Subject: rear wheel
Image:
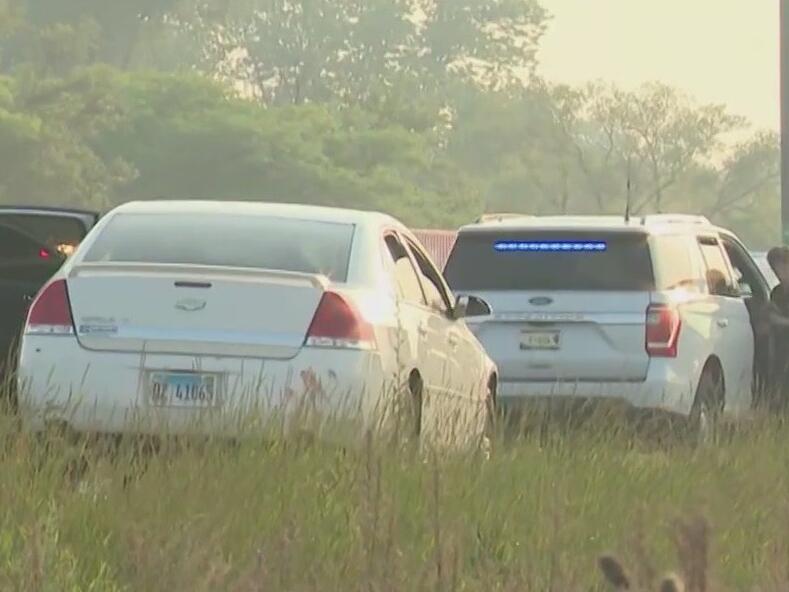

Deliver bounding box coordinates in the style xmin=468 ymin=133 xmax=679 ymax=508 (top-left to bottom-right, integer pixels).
xmin=404 ymin=371 xmax=423 ymax=441
xmin=481 ymin=377 xmax=497 ymax=458
xmin=688 ymin=365 xmax=724 ymax=445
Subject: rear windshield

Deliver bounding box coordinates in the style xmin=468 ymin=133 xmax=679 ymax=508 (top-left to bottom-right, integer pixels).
xmin=0 ymin=213 xmax=87 ymax=258
xmin=83 ymin=213 xmax=356 ymax=282
xmin=444 ymin=230 xmax=655 ymax=291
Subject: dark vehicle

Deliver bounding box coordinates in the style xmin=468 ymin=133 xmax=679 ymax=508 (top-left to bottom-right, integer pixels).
xmin=0 ymin=207 xmax=98 ymax=388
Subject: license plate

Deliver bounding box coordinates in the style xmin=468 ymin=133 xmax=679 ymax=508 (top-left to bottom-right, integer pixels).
xmin=520 ymin=331 xmax=561 ymax=350
xmin=149 ymin=372 xmax=219 ymax=408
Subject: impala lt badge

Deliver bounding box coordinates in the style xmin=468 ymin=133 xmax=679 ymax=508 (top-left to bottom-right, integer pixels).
xmin=175 ymin=298 xmax=207 ymax=312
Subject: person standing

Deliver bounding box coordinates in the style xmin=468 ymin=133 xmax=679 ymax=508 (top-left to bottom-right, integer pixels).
xmin=767 ymin=246 xmax=789 ymax=409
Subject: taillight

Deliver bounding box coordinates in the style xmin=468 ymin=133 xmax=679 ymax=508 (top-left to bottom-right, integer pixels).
xmin=25 ymin=279 xmax=75 ymax=335
xmin=646 ymin=303 xmax=680 ymax=358
xmin=305 ymin=291 xmax=375 ymax=350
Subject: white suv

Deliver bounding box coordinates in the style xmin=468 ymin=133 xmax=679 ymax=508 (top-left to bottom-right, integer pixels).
xmin=443 ymin=214 xmax=772 ymax=428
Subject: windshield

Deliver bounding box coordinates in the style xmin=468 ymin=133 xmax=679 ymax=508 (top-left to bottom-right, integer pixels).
xmin=83 ymin=213 xmax=356 ymax=282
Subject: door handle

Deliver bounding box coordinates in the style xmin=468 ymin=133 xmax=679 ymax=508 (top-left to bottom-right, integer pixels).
xmin=417 ymin=323 xmax=428 ymax=336
xmin=717 ymin=319 xmax=729 ymax=328
xmin=448 ymin=333 xmax=459 ymax=347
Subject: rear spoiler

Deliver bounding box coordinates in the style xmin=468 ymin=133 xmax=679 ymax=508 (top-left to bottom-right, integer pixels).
xmin=68 ymin=262 xmax=330 ymax=289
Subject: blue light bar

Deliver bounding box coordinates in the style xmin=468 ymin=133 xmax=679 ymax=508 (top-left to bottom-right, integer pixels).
xmin=493 ymin=240 xmax=607 ymax=252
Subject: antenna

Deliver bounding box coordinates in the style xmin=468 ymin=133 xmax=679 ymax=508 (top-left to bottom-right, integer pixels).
xmin=624 ymin=156 xmax=632 ymax=223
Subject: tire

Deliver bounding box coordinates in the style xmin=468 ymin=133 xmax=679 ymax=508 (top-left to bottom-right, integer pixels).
xmin=688 ymin=365 xmax=724 ymax=445
xmin=480 ymin=378 xmax=497 ymax=459
xmin=405 ymin=372 xmax=423 ymax=441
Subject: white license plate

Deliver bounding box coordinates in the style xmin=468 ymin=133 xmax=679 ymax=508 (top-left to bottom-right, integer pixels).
xmin=520 ymin=331 xmax=561 ymax=350
xmin=149 ymin=372 xmax=219 ymax=408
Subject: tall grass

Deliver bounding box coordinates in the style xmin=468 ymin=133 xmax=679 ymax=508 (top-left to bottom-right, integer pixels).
xmin=3 ymin=402 xmax=789 ymax=590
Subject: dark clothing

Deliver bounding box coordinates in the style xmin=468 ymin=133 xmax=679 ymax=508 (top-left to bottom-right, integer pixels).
xmin=770 ymin=285 xmax=789 ymax=406
xmin=772 ymin=285 xmax=789 ymax=315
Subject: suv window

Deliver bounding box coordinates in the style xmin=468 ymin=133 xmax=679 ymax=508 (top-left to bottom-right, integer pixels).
xmin=697 ymin=237 xmax=737 ymax=297
xmin=444 ymin=230 xmax=655 ymax=292
xmin=404 ymin=237 xmax=453 ymax=314
xmin=383 ymin=234 xmax=425 ymax=305
xmin=652 ymin=235 xmax=698 ymax=290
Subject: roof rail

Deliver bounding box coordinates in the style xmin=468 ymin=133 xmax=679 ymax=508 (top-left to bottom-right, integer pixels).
xmin=641 ymin=214 xmax=711 ymax=226
xmin=475 ymin=213 xmax=531 ymax=223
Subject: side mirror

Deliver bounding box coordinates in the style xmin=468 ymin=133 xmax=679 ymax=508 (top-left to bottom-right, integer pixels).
xmin=453 ymin=294 xmax=491 ymax=320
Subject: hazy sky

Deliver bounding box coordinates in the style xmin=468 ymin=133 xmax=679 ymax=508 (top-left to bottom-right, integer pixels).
xmin=538 ymin=0 xmax=779 ymax=131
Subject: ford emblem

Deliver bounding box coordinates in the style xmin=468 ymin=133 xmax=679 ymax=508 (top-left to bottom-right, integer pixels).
xmin=529 ymin=296 xmax=553 ymax=306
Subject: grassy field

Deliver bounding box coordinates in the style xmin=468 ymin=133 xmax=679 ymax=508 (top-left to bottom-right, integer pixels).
xmin=2 ymin=407 xmax=789 ymax=592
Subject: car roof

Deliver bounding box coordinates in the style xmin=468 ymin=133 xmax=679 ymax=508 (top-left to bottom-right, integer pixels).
xmin=111 ymin=200 xmax=400 ymax=228
xmin=459 ymin=214 xmax=725 ymax=236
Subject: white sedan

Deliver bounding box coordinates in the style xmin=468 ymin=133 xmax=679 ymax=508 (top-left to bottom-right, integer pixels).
xmin=17 ymin=200 xmax=497 ymax=446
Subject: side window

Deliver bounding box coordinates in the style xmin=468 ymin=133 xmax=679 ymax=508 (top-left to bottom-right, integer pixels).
xmin=697 ymin=237 xmax=736 ymax=297
xmin=404 ymin=237 xmax=453 ymax=315
xmin=383 ymin=234 xmax=425 ymax=305
xmin=652 ymin=235 xmax=698 ymax=290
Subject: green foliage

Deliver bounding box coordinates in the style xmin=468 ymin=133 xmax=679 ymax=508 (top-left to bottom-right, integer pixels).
xmin=85 ymin=71 xmax=481 ymax=226
xmin=0 ymin=66 xmax=134 ymax=208
xmin=448 ymin=82 xmax=780 ymax=247
xmin=0 ymin=0 xmax=779 ymax=245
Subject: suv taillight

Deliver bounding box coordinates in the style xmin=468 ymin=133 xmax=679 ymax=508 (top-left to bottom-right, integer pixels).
xmin=25 ymin=279 xmax=75 ymax=335
xmin=305 ymin=291 xmax=375 ymax=350
xmin=646 ymin=303 xmax=680 ymax=358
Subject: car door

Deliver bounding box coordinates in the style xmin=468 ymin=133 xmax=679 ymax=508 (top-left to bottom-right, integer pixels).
xmin=720 ymin=234 xmax=772 ymax=403
xmin=402 ymin=235 xmax=486 ymax=432
xmin=696 ymin=235 xmax=754 ymax=414
xmin=0 ymin=208 xmax=98 ymax=378
xmin=381 ymin=231 xmax=432 ymax=390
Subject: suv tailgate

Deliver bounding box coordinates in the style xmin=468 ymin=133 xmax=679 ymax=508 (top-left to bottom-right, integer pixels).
xmin=445 ymin=229 xmax=654 ymax=383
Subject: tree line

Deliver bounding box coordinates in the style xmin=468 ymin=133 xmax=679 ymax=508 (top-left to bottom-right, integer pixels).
xmin=0 ymin=0 xmax=780 ymax=247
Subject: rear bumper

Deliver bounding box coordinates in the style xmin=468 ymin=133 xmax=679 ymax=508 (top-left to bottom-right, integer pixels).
xmin=17 ymin=336 xmax=388 ymax=437
xmin=497 ymin=360 xmax=696 ymax=417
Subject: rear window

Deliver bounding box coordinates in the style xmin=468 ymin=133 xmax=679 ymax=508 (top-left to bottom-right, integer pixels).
xmin=0 ymin=214 xmax=87 ymax=258
xmin=0 ymin=224 xmax=48 ymax=260
xmin=83 ymin=213 xmax=356 ymax=282
xmin=444 ymin=230 xmax=655 ymax=291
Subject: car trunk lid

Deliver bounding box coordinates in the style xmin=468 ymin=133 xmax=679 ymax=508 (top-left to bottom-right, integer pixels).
xmin=68 ymin=263 xmax=328 ymax=359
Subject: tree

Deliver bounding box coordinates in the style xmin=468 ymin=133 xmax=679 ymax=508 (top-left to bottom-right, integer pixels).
xmin=0 ymin=66 xmax=134 ymax=208
xmin=415 ymin=0 xmax=548 ymax=91
xmin=89 ymin=71 xmax=481 ymax=226
xmin=170 ymin=0 xmax=549 ymax=106
xmin=17 ymin=0 xmax=182 ymax=69
xmin=584 ymin=82 xmax=744 ymax=214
